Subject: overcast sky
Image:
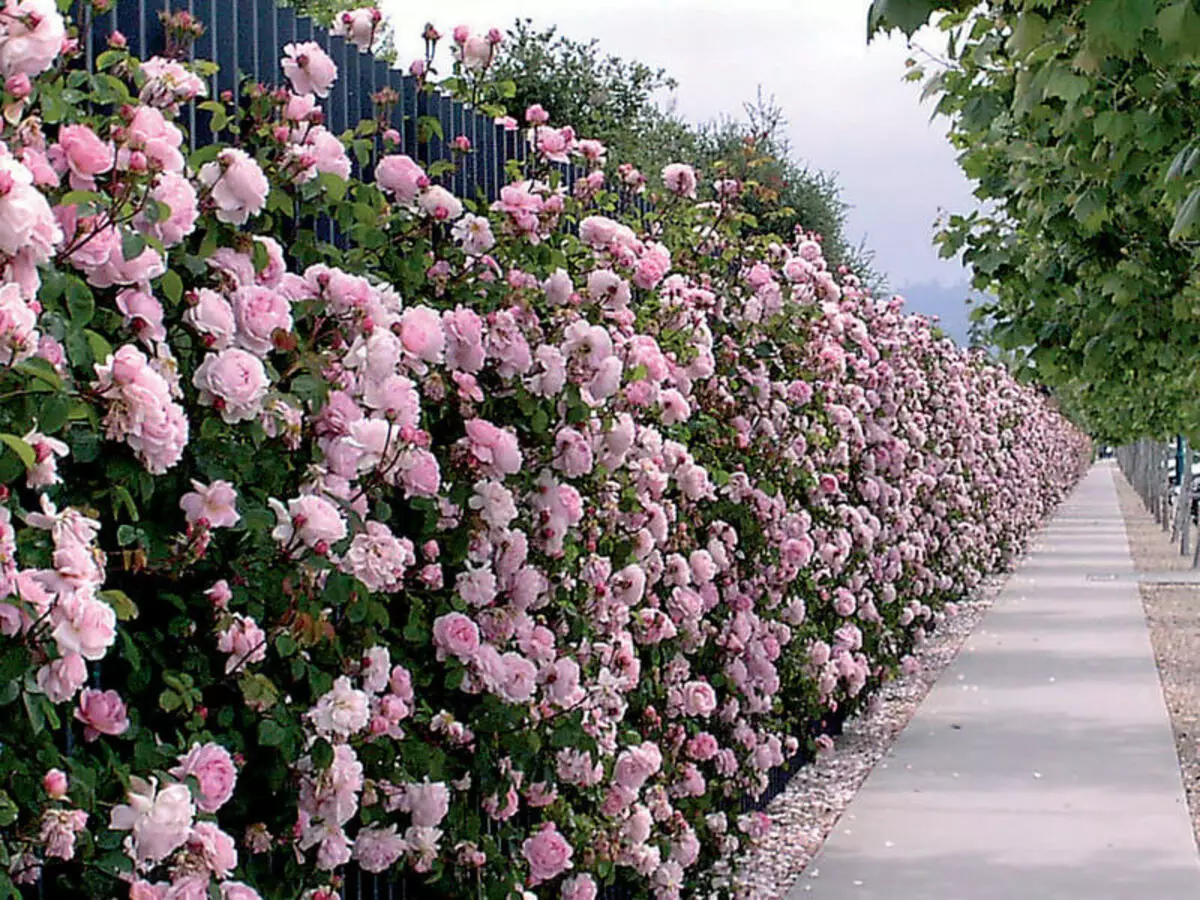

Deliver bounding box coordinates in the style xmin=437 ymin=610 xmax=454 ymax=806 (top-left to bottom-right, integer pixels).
xmin=378 ymin=0 xmax=978 ymax=299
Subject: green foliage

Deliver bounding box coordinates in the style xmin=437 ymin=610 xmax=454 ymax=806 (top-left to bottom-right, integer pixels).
xmin=892 ymin=0 xmax=1200 ymax=443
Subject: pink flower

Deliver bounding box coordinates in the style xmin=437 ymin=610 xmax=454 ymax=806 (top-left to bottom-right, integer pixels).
xmin=554 ymin=427 xmax=593 ymax=478
xmin=432 ymin=612 xmax=480 ymax=662
xmin=170 ymin=743 xmax=237 ymax=813
xmin=334 ymin=8 xmax=380 ymax=51
xmin=40 ymin=808 xmax=88 ymax=861
xmin=464 ymin=418 xmax=522 ymax=477
xmin=198 ymin=148 xmax=268 ymax=225
xmin=443 ymin=307 xmax=485 ymax=372
xmin=43 ymin=768 xmax=68 ymax=799
xmin=375 ymin=154 xmax=427 ymax=204
xmin=50 ymin=124 xmax=113 ymax=190
xmin=184 ymin=289 xmax=236 ymax=350
xmin=400 ymin=780 xmax=449 ymax=827
xmin=271 ymin=494 xmax=347 ymax=551
xmin=341 ymin=521 xmax=414 ymax=592
xmin=188 ymin=821 xmax=237 ymax=878
xmin=109 ymin=777 xmax=194 ymax=865
xmin=114 ymin=288 xmax=166 ymax=344
xmin=192 ymin=348 xmax=270 ymax=423
xmin=24 ymin=428 xmax=68 ymax=489
xmin=399 ymin=305 xmax=445 ymax=363
xmin=0 ymin=0 xmax=65 ymax=78
xmin=561 ymin=874 xmax=598 ymax=900
xmin=679 ymin=680 xmax=717 ymax=717
xmin=75 ymin=688 xmax=130 ymax=741
xmin=36 ymin=653 xmax=87 ymax=703
xmin=179 ymin=479 xmax=240 ymax=529
xmin=217 ymin=614 xmax=266 ymax=674
xmin=353 ymin=824 xmax=405 ymax=873
xmin=521 ymin=822 xmax=573 ymax=885
xmin=418 ymin=185 xmax=463 ymax=221
xmin=51 ymin=592 xmax=116 ymax=661
xmin=662 ymin=163 xmax=698 ymax=198
xmin=282 ymin=42 xmax=338 ymax=98
xmin=232 ymin=285 xmax=292 ymax=356
xmin=310 ymin=676 xmax=370 ymax=737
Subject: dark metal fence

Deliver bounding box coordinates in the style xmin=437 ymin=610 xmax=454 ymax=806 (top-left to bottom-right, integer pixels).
xmin=78 ymin=0 xmax=544 ymax=212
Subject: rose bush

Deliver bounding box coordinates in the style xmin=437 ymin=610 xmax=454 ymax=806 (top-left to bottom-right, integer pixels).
xmin=0 ymin=4 xmax=1088 ymax=900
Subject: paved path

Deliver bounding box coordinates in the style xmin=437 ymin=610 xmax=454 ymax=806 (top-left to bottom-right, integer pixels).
xmin=787 ymin=462 xmax=1200 ymax=899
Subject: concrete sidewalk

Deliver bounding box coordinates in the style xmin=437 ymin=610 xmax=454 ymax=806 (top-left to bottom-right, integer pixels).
xmin=787 ymin=462 xmax=1200 ymax=899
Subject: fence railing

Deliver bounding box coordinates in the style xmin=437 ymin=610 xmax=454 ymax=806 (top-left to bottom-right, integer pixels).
xmin=77 ymin=0 xmax=585 ymax=213
xmin=1116 ymin=437 xmax=1199 ymax=564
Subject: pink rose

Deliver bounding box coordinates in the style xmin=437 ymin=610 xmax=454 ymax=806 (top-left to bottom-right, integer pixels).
xmin=170 ymin=743 xmax=237 ymax=813
xmin=398 ymin=305 xmax=445 ymax=363
xmin=43 ymin=768 xmax=68 ymax=799
xmin=402 ymin=780 xmax=449 ymax=827
xmin=232 ymin=285 xmax=292 ymax=355
xmin=353 ymin=825 xmax=405 ymax=873
xmin=51 ymin=124 xmax=114 ymax=190
xmin=432 ymin=612 xmax=480 ymax=663
xmin=662 ymin=163 xmax=698 ymax=198
xmin=680 ymin=680 xmax=717 ymax=718
xmin=75 ymin=688 xmax=130 ymax=741
xmin=192 ymin=348 xmax=269 ymax=423
xmin=281 ymin=41 xmax=338 ymax=98
xmin=36 ymin=653 xmax=87 ymax=703
xmin=51 ymin=592 xmax=116 ymax=661
xmin=198 ymin=148 xmax=268 ymax=225
xmin=184 ymin=289 xmax=236 ymax=350
xmin=553 ymin=427 xmax=593 ymax=478
xmin=375 ymin=154 xmax=427 ymax=204
xmin=418 ymin=185 xmax=463 ymax=221
xmin=561 ymin=875 xmax=598 ymax=900
xmin=0 ymin=0 xmax=65 ymax=79
xmin=179 ymin=479 xmax=240 ymax=529
xmin=521 ymin=822 xmax=573 ymax=885
xmin=442 ymin=306 xmax=485 ymax=372
xmin=464 ymin=418 xmax=522 ymax=477
xmin=115 ymin=288 xmax=166 ymax=344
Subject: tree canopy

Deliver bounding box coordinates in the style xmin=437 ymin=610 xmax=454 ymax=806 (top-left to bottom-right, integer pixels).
xmin=869 ymin=0 xmax=1200 ymax=443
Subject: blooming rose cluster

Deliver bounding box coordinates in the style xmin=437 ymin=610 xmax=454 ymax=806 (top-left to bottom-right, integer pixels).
xmin=0 ymin=7 xmax=1090 ymax=900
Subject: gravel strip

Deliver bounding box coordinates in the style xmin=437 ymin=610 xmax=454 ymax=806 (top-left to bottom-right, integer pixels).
xmin=723 ymin=567 xmax=1016 ymax=899
xmin=1113 ymin=472 xmax=1200 ymax=847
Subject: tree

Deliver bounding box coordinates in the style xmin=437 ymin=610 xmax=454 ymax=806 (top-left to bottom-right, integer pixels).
xmin=870 ymin=0 xmax=1200 ymax=443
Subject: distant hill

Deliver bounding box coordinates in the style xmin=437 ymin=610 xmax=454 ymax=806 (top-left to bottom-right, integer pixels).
xmin=893 ymin=279 xmax=979 ymax=345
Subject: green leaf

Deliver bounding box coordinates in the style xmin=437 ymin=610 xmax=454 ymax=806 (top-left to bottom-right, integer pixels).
xmin=65 ymin=278 xmax=95 ymax=326
xmin=1157 ymin=1 xmax=1200 ymax=58
xmin=38 ymin=394 xmax=70 ymax=434
xmin=0 ymin=646 xmax=29 ymax=686
xmin=86 ymin=330 xmax=114 ymax=364
xmin=1083 ymin=0 xmax=1157 ymax=56
xmin=257 ymin=719 xmax=286 ymax=747
xmin=251 ymin=240 xmax=270 ymax=273
xmin=867 ymin=0 xmax=943 ymax=38
xmin=99 ymin=588 xmax=139 ymax=621
xmin=15 ymin=358 xmax=64 ymax=392
xmin=311 ymin=738 xmax=334 ymax=771
xmin=0 ymin=434 xmax=35 ymax=470
xmin=1170 ymin=187 xmax=1200 ymax=240
xmin=0 ymin=792 xmax=17 ymax=828
xmin=161 ymin=269 xmax=184 ymax=305
xmin=121 ymin=230 xmax=147 ymax=262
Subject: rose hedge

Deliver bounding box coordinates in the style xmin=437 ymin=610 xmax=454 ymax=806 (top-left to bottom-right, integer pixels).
xmin=0 ymin=4 xmax=1088 ymax=900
